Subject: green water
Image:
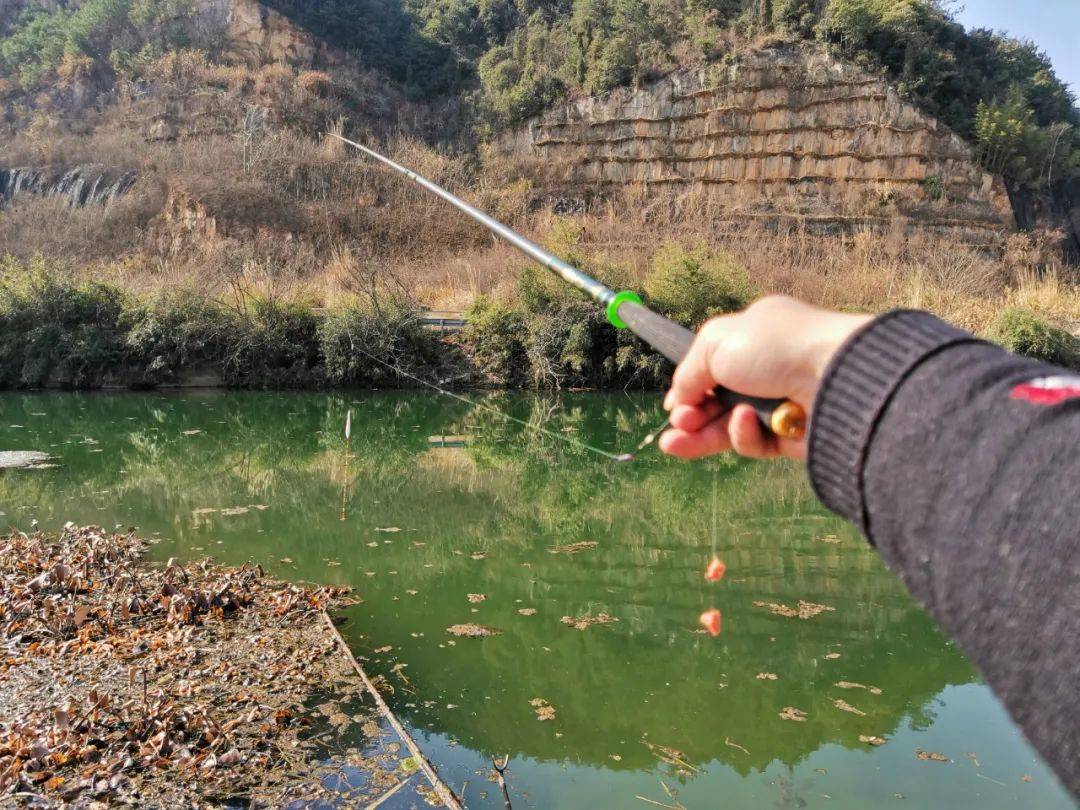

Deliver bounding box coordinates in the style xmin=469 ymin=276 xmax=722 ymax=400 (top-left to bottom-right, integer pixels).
xmin=0 ymin=391 xmax=1073 ymax=809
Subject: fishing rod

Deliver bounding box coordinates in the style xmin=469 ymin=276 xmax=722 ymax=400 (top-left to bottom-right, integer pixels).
xmin=329 ymin=133 xmax=807 ymax=441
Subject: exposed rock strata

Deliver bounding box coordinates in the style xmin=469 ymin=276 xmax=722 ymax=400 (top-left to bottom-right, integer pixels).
xmin=0 ymin=166 xmax=135 ymax=208
xmin=497 ymin=46 xmax=1015 ymax=239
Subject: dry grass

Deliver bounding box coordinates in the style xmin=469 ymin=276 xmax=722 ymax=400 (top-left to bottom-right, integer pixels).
xmin=2 ymin=88 xmax=1076 ymax=334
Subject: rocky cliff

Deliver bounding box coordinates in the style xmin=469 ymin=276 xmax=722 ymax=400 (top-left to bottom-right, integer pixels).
xmin=497 ymin=45 xmax=1015 ymax=241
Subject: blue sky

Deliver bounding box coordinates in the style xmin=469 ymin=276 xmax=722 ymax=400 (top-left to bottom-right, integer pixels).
xmin=954 ymin=0 xmax=1079 ymax=94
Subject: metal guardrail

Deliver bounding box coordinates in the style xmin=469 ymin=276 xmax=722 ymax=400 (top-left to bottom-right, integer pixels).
xmin=419 ymin=310 xmax=467 ymax=329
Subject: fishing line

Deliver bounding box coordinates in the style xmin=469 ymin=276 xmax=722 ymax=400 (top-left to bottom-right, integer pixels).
xmin=710 ymin=466 xmax=718 ymax=558
xmin=349 ymin=342 xmax=635 ymax=463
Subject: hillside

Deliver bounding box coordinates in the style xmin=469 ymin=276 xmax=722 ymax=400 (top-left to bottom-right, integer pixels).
xmin=0 ymin=0 xmax=1078 ymax=391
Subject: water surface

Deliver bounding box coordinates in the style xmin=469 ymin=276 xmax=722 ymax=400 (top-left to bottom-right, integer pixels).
xmin=0 ymin=392 xmax=1072 ymax=809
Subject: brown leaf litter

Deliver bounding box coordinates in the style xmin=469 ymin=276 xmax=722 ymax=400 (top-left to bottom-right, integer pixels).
xmin=779 ymin=707 xmax=808 ymax=722
xmin=546 ymin=541 xmax=598 ymax=555
xmin=0 ymin=526 xmax=427 ymax=807
xmin=835 ymin=681 xmax=883 ymax=695
xmin=529 ymin=699 xmax=556 ymax=721
xmin=834 ymin=699 xmax=866 ymax=716
xmin=560 ymin=613 xmax=618 ymax=631
xmin=753 ymin=600 xmax=836 ymax=620
xmin=916 ymin=749 xmax=949 ymax=762
xmin=446 ymin=624 xmax=501 ymax=638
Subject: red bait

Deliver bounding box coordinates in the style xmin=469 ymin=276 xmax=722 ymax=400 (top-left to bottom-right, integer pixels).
xmin=705 ymin=557 xmax=726 ymax=582
xmin=699 ymin=609 xmax=722 ymax=637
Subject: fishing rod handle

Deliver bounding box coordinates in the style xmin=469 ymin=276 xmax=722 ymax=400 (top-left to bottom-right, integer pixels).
xmin=615 ymin=301 xmax=807 ymax=440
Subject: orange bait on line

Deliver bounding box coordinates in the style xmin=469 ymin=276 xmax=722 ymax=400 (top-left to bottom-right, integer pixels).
xmin=705 ymin=557 xmax=726 ymax=582
xmin=699 ymin=609 xmax=722 ymax=637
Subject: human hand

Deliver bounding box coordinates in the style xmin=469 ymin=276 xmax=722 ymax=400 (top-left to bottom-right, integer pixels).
xmin=659 ymin=296 xmax=872 ymax=461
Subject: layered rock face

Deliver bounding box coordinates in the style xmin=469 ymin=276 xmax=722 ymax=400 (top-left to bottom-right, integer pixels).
xmin=0 ymin=166 xmax=136 ymax=209
xmin=498 ymin=46 xmax=1015 ymax=239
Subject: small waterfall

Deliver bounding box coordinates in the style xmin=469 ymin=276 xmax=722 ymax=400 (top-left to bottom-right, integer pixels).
xmin=0 ymin=166 xmax=137 ymax=209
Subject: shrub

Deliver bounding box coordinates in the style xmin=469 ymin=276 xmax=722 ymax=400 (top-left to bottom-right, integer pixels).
xmin=319 ymin=297 xmax=430 ymax=387
xmin=645 ymin=244 xmax=755 ymax=327
xmin=0 ymin=260 xmax=128 ymax=388
xmin=222 ymin=297 xmax=324 ymax=388
xmin=988 ymin=308 xmax=1080 ymax=369
xmin=122 ymin=291 xmax=237 ymax=387
xmin=297 ymin=70 xmax=332 ymax=96
xmin=463 ymin=296 xmax=529 ymax=384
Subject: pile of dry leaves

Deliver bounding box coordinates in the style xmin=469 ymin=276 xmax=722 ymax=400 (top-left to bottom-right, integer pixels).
xmin=0 ymin=525 xmax=406 ymax=807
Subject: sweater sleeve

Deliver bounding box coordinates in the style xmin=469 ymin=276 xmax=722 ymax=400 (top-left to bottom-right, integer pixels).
xmin=807 ymin=310 xmax=1080 ymax=798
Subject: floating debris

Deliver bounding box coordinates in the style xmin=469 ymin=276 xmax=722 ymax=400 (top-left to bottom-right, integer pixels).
xmin=816 ymin=534 xmax=842 ymax=544
xmin=375 ymin=527 xmax=401 ymax=533
xmin=705 ymin=557 xmax=726 ymax=582
xmin=836 ymin=681 xmax=883 ymax=695
xmin=547 ymin=541 xmax=598 ymax=555
xmin=467 ymin=593 xmax=486 ymax=604
xmin=756 ymin=673 xmax=779 ymax=681
xmin=699 ymin=609 xmax=722 ymax=637
xmin=860 ymin=735 xmax=887 ymax=746
xmin=916 ymin=750 xmax=949 ymax=762
xmin=779 ymin=707 xmax=808 ymax=722
xmin=561 ymin=612 xmax=619 ymax=631
xmin=517 ymin=608 xmax=537 ymax=616
xmin=754 ymin=600 xmax=836 ymax=620
xmin=824 ymin=652 xmax=842 ymax=660
xmin=446 ymin=624 xmax=501 ymax=638
xmin=0 ymin=451 xmax=54 ymax=470
xmin=834 ymin=699 xmax=866 ymax=716
xmin=642 ymin=738 xmax=698 ymax=774
xmin=181 ymin=430 xmax=202 ymax=436
xmin=530 ymin=698 xmax=556 ymax=721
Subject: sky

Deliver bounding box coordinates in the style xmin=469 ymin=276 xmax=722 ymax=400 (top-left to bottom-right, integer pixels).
xmin=954 ymin=0 xmax=1079 ymax=94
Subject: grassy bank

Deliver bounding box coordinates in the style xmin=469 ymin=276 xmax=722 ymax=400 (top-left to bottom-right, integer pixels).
xmin=0 ymin=244 xmax=755 ymax=391
xmin=3 ymin=228 xmax=1079 ymax=393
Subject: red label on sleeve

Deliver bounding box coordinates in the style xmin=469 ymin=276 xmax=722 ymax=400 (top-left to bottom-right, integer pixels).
xmin=1011 ymin=376 xmax=1080 ymax=406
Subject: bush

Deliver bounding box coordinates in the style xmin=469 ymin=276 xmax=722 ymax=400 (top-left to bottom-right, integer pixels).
xmin=988 ymin=308 xmax=1080 ymax=369
xmin=122 ymin=291 xmax=237 ymax=387
xmin=222 ymin=297 xmax=324 ymax=388
xmin=319 ymin=298 xmax=430 ymax=387
xmin=0 ymin=260 xmax=128 ymax=388
xmin=645 ymin=244 xmax=755 ymax=327
xmin=463 ymin=296 xmax=529 ymax=384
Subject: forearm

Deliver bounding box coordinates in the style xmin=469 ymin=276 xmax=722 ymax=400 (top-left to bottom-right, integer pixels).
xmin=808 ymin=311 xmax=1080 ymax=795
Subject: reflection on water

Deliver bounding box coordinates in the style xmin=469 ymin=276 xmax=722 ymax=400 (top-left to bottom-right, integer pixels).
xmin=0 ymin=391 xmax=1073 ymax=809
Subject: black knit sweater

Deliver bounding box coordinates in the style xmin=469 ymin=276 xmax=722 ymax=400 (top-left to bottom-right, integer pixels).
xmin=808 ymin=310 xmax=1080 ymax=797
